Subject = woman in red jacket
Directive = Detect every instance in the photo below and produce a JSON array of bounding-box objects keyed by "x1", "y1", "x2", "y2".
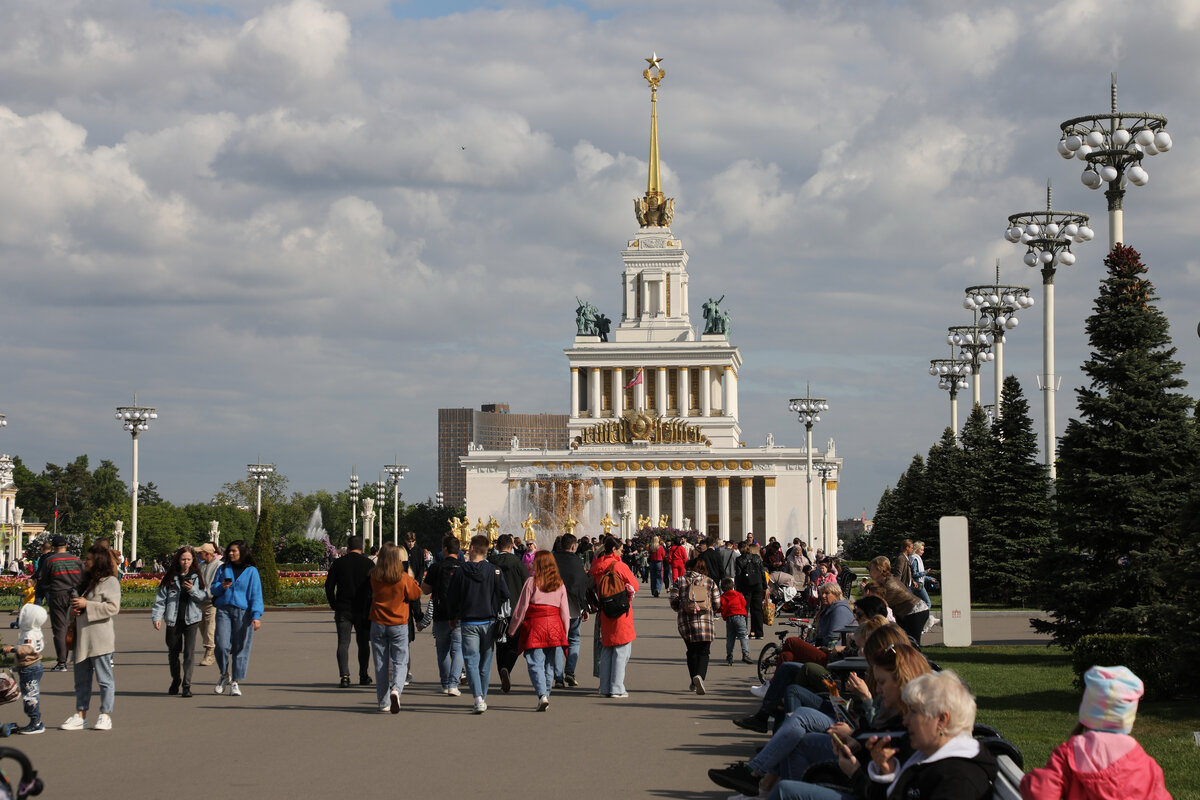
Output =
[
  {"x1": 589, "y1": 537, "x2": 639, "y2": 698},
  {"x1": 507, "y1": 551, "x2": 569, "y2": 711},
  {"x1": 668, "y1": 537, "x2": 689, "y2": 582}
]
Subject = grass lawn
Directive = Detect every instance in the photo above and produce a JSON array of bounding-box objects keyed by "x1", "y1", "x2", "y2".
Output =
[{"x1": 925, "y1": 646, "x2": 1199, "y2": 800}]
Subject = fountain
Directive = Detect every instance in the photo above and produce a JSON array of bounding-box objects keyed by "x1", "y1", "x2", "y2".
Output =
[
  {"x1": 303, "y1": 507, "x2": 328, "y2": 541},
  {"x1": 500, "y1": 474, "x2": 602, "y2": 550}
]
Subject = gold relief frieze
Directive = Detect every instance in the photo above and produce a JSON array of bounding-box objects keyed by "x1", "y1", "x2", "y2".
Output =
[
  {"x1": 533, "y1": 462, "x2": 543, "y2": 468},
  {"x1": 629, "y1": 462, "x2": 641, "y2": 471},
  {"x1": 588, "y1": 462, "x2": 599, "y2": 469},
  {"x1": 569, "y1": 409, "x2": 711, "y2": 448},
  {"x1": 601, "y1": 462, "x2": 613, "y2": 471},
  {"x1": 656, "y1": 461, "x2": 669, "y2": 470},
  {"x1": 670, "y1": 460, "x2": 683, "y2": 470},
  {"x1": 699, "y1": 461, "x2": 710, "y2": 470},
  {"x1": 546, "y1": 462, "x2": 558, "y2": 470},
  {"x1": 684, "y1": 461, "x2": 697, "y2": 470},
  {"x1": 615, "y1": 462, "x2": 627, "y2": 471},
  {"x1": 740, "y1": 460, "x2": 753, "y2": 470},
  {"x1": 642, "y1": 461, "x2": 654, "y2": 470}
]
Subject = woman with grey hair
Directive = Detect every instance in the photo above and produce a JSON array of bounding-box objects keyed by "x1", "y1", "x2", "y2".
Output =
[{"x1": 832, "y1": 669, "x2": 998, "y2": 799}]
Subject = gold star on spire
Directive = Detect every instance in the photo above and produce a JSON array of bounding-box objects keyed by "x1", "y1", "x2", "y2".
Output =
[{"x1": 634, "y1": 54, "x2": 674, "y2": 228}]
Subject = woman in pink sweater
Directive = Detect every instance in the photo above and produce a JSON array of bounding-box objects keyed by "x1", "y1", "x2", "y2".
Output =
[
  {"x1": 507, "y1": 550, "x2": 569, "y2": 712},
  {"x1": 1020, "y1": 665, "x2": 1170, "y2": 800}
]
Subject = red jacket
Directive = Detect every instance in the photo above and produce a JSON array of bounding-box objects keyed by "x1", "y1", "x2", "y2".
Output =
[
  {"x1": 589, "y1": 554, "x2": 638, "y2": 647},
  {"x1": 1020, "y1": 732, "x2": 1170, "y2": 800},
  {"x1": 720, "y1": 589, "x2": 748, "y2": 619}
]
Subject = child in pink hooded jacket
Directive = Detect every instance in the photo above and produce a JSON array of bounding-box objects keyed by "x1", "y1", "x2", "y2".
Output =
[{"x1": 1020, "y1": 665, "x2": 1171, "y2": 800}]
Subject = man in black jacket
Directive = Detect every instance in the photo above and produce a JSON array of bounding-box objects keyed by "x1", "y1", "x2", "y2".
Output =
[
  {"x1": 552, "y1": 533, "x2": 592, "y2": 689},
  {"x1": 447, "y1": 534, "x2": 508, "y2": 713},
  {"x1": 324, "y1": 536, "x2": 373, "y2": 688},
  {"x1": 488, "y1": 533, "x2": 527, "y2": 693},
  {"x1": 39, "y1": 536, "x2": 82, "y2": 671}
]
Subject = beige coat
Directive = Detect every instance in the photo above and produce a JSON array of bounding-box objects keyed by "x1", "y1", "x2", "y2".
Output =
[{"x1": 75, "y1": 575, "x2": 121, "y2": 660}]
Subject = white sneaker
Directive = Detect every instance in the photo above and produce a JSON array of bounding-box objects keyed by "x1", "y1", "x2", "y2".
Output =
[
  {"x1": 60, "y1": 714, "x2": 86, "y2": 731},
  {"x1": 536, "y1": 695, "x2": 550, "y2": 712},
  {"x1": 93, "y1": 713, "x2": 112, "y2": 731},
  {"x1": 692, "y1": 675, "x2": 706, "y2": 695},
  {"x1": 472, "y1": 697, "x2": 487, "y2": 714},
  {"x1": 445, "y1": 686, "x2": 461, "y2": 697},
  {"x1": 609, "y1": 691, "x2": 629, "y2": 698},
  {"x1": 750, "y1": 684, "x2": 768, "y2": 699},
  {"x1": 214, "y1": 675, "x2": 229, "y2": 694},
  {"x1": 230, "y1": 682, "x2": 242, "y2": 697}
]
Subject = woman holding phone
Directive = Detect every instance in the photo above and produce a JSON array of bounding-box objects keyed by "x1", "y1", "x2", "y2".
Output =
[
  {"x1": 61, "y1": 544, "x2": 122, "y2": 731},
  {"x1": 150, "y1": 546, "x2": 207, "y2": 697},
  {"x1": 210, "y1": 540, "x2": 264, "y2": 697}
]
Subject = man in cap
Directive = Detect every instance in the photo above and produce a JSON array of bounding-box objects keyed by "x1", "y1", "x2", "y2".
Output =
[
  {"x1": 196, "y1": 543, "x2": 222, "y2": 666},
  {"x1": 36, "y1": 535, "x2": 82, "y2": 671}
]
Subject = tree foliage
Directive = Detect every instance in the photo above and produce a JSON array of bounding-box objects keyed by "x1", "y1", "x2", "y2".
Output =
[{"x1": 253, "y1": 506, "x2": 280, "y2": 604}]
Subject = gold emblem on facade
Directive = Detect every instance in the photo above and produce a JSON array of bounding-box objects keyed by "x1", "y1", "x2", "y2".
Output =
[
  {"x1": 570, "y1": 409, "x2": 711, "y2": 448},
  {"x1": 629, "y1": 462, "x2": 641, "y2": 471},
  {"x1": 615, "y1": 462, "x2": 627, "y2": 471},
  {"x1": 741, "y1": 460, "x2": 753, "y2": 470},
  {"x1": 670, "y1": 461, "x2": 683, "y2": 470},
  {"x1": 657, "y1": 461, "x2": 669, "y2": 470},
  {"x1": 685, "y1": 461, "x2": 696, "y2": 470},
  {"x1": 643, "y1": 461, "x2": 654, "y2": 470},
  {"x1": 601, "y1": 462, "x2": 613, "y2": 471},
  {"x1": 699, "y1": 461, "x2": 710, "y2": 470}
]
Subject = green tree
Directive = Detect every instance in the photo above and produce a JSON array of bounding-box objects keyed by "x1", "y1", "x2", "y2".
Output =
[
  {"x1": 922, "y1": 426, "x2": 971, "y2": 571},
  {"x1": 253, "y1": 506, "x2": 280, "y2": 604},
  {"x1": 862, "y1": 455, "x2": 926, "y2": 562},
  {"x1": 1035, "y1": 245, "x2": 1198, "y2": 646},
  {"x1": 212, "y1": 471, "x2": 290, "y2": 510}
]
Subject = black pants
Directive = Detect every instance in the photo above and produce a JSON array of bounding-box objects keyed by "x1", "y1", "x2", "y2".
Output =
[
  {"x1": 49, "y1": 592, "x2": 73, "y2": 664},
  {"x1": 334, "y1": 610, "x2": 370, "y2": 679},
  {"x1": 496, "y1": 633, "x2": 521, "y2": 675},
  {"x1": 899, "y1": 610, "x2": 929, "y2": 648},
  {"x1": 166, "y1": 622, "x2": 199, "y2": 689},
  {"x1": 685, "y1": 640, "x2": 711, "y2": 680},
  {"x1": 747, "y1": 588, "x2": 765, "y2": 638}
]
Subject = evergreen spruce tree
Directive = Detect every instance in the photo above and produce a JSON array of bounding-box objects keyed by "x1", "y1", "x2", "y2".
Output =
[
  {"x1": 850, "y1": 486, "x2": 894, "y2": 560},
  {"x1": 252, "y1": 506, "x2": 281, "y2": 605},
  {"x1": 1036, "y1": 245, "x2": 1197, "y2": 646},
  {"x1": 922, "y1": 426, "x2": 970, "y2": 571},
  {"x1": 955, "y1": 406, "x2": 1005, "y2": 601},
  {"x1": 868, "y1": 455, "x2": 926, "y2": 561}
]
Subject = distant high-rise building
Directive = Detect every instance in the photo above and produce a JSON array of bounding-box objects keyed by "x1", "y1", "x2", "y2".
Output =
[{"x1": 438, "y1": 404, "x2": 568, "y2": 508}]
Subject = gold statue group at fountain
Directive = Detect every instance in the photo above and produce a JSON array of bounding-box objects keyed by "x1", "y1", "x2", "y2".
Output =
[{"x1": 447, "y1": 510, "x2": 620, "y2": 548}]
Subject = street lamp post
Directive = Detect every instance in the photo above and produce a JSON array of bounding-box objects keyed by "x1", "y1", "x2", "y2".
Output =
[
  {"x1": 815, "y1": 463, "x2": 836, "y2": 555},
  {"x1": 946, "y1": 323, "x2": 994, "y2": 408},
  {"x1": 1057, "y1": 76, "x2": 1171, "y2": 249},
  {"x1": 929, "y1": 357, "x2": 971, "y2": 438},
  {"x1": 375, "y1": 477, "x2": 386, "y2": 548},
  {"x1": 384, "y1": 461, "x2": 410, "y2": 546},
  {"x1": 1005, "y1": 184, "x2": 1092, "y2": 481},
  {"x1": 349, "y1": 469, "x2": 360, "y2": 542},
  {"x1": 788, "y1": 388, "x2": 829, "y2": 551},
  {"x1": 115, "y1": 396, "x2": 158, "y2": 565},
  {"x1": 246, "y1": 460, "x2": 275, "y2": 521},
  {"x1": 964, "y1": 263, "x2": 1034, "y2": 417}
]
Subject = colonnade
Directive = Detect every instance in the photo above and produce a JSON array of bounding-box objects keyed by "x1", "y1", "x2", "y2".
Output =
[
  {"x1": 569, "y1": 365, "x2": 737, "y2": 419},
  {"x1": 601, "y1": 473, "x2": 775, "y2": 542}
]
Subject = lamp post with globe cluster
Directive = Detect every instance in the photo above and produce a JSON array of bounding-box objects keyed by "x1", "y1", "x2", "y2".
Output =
[
  {"x1": 788, "y1": 389, "x2": 829, "y2": 550},
  {"x1": 375, "y1": 477, "x2": 386, "y2": 548},
  {"x1": 946, "y1": 323, "x2": 994, "y2": 408},
  {"x1": 1057, "y1": 76, "x2": 1170, "y2": 249},
  {"x1": 246, "y1": 460, "x2": 275, "y2": 522},
  {"x1": 929, "y1": 357, "x2": 972, "y2": 438},
  {"x1": 1005, "y1": 184, "x2": 1092, "y2": 481},
  {"x1": 384, "y1": 461, "x2": 410, "y2": 546},
  {"x1": 115, "y1": 397, "x2": 158, "y2": 564},
  {"x1": 349, "y1": 469, "x2": 360, "y2": 542},
  {"x1": 963, "y1": 263, "x2": 1035, "y2": 418}
]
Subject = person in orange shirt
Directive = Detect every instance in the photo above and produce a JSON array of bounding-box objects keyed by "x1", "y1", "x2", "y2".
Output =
[
  {"x1": 368, "y1": 543, "x2": 422, "y2": 714},
  {"x1": 589, "y1": 537, "x2": 639, "y2": 698}
]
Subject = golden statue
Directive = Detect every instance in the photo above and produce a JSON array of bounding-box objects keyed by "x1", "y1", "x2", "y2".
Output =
[
  {"x1": 521, "y1": 512, "x2": 540, "y2": 543},
  {"x1": 600, "y1": 512, "x2": 616, "y2": 536},
  {"x1": 486, "y1": 515, "x2": 500, "y2": 544},
  {"x1": 474, "y1": 516, "x2": 486, "y2": 536},
  {"x1": 563, "y1": 515, "x2": 578, "y2": 536},
  {"x1": 450, "y1": 516, "x2": 470, "y2": 548},
  {"x1": 658, "y1": 513, "x2": 669, "y2": 528}
]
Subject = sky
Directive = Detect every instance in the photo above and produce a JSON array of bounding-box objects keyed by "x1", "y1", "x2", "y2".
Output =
[{"x1": 3, "y1": 0, "x2": 1200, "y2": 522}]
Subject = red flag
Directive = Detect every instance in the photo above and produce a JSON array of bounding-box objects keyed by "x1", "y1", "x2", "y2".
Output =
[{"x1": 624, "y1": 369, "x2": 643, "y2": 389}]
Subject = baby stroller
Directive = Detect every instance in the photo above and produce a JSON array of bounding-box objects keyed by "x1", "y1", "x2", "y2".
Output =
[
  {"x1": 0, "y1": 661, "x2": 22, "y2": 738},
  {"x1": 0, "y1": 749, "x2": 42, "y2": 799}
]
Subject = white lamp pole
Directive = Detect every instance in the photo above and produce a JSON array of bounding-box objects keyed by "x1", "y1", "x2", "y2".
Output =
[
  {"x1": 376, "y1": 477, "x2": 386, "y2": 547},
  {"x1": 963, "y1": 263, "x2": 1034, "y2": 418},
  {"x1": 929, "y1": 357, "x2": 971, "y2": 440},
  {"x1": 788, "y1": 388, "x2": 829, "y2": 551},
  {"x1": 384, "y1": 461, "x2": 410, "y2": 546},
  {"x1": 115, "y1": 395, "x2": 158, "y2": 565},
  {"x1": 349, "y1": 469, "x2": 360, "y2": 542},
  {"x1": 246, "y1": 460, "x2": 275, "y2": 521}
]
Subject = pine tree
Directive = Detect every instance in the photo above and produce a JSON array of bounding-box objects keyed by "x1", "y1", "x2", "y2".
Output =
[
  {"x1": 923, "y1": 426, "x2": 970, "y2": 571},
  {"x1": 868, "y1": 455, "x2": 926, "y2": 562},
  {"x1": 252, "y1": 506, "x2": 280, "y2": 605},
  {"x1": 1036, "y1": 245, "x2": 1197, "y2": 646}
]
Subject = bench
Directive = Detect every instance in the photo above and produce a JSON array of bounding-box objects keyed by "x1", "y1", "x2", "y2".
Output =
[{"x1": 993, "y1": 754, "x2": 1024, "y2": 800}]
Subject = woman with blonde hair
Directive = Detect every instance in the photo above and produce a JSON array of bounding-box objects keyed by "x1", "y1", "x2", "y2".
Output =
[
  {"x1": 867, "y1": 556, "x2": 929, "y2": 645},
  {"x1": 648, "y1": 535, "x2": 666, "y2": 597},
  {"x1": 508, "y1": 550, "x2": 569, "y2": 711},
  {"x1": 368, "y1": 542, "x2": 422, "y2": 713}
]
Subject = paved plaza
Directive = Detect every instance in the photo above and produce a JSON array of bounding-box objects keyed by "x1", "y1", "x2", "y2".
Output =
[{"x1": 6, "y1": 601, "x2": 1049, "y2": 798}]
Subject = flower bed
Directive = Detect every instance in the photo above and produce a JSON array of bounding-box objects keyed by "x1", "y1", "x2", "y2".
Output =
[{"x1": 0, "y1": 572, "x2": 329, "y2": 608}]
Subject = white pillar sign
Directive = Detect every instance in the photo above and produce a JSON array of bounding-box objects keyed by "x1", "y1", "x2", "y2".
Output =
[{"x1": 939, "y1": 515, "x2": 972, "y2": 647}]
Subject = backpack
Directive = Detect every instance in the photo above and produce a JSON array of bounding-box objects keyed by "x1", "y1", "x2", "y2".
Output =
[
  {"x1": 433, "y1": 559, "x2": 462, "y2": 615},
  {"x1": 737, "y1": 555, "x2": 763, "y2": 589},
  {"x1": 597, "y1": 563, "x2": 630, "y2": 619},
  {"x1": 688, "y1": 578, "x2": 712, "y2": 614}
]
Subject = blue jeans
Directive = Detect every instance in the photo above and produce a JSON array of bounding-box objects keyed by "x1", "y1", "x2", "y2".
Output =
[
  {"x1": 460, "y1": 621, "x2": 496, "y2": 699},
  {"x1": 74, "y1": 654, "x2": 114, "y2": 715},
  {"x1": 370, "y1": 622, "x2": 410, "y2": 705},
  {"x1": 649, "y1": 561, "x2": 664, "y2": 595},
  {"x1": 749, "y1": 707, "x2": 836, "y2": 779},
  {"x1": 18, "y1": 663, "x2": 42, "y2": 725},
  {"x1": 761, "y1": 660, "x2": 807, "y2": 713},
  {"x1": 432, "y1": 620, "x2": 463, "y2": 690},
  {"x1": 599, "y1": 642, "x2": 631, "y2": 695},
  {"x1": 215, "y1": 606, "x2": 256, "y2": 682},
  {"x1": 914, "y1": 581, "x2": 931, "y2": 606},
  {"x1": 726, "y1": 615, "x2": 749, "y2": 659},
  {"x1": 784, "y1": 684, "x2": 829, "y2": 715},
  {"x1": 769, "y1": 781, "x2": 855, "y2": 800},
  {"x1": 525, "y1": 647, "x2": 556, "y2": 698},
  {"x1": 554, "y1": 617, "x2": 582, "y2": 680}
]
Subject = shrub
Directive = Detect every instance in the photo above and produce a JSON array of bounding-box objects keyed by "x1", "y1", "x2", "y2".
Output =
[
  {"x1": 253, "y1": 507, "x2": 280, "y2": 605},
  {"x1": 1071, "y1": 633, "x2": 1178, "y2": 701}
]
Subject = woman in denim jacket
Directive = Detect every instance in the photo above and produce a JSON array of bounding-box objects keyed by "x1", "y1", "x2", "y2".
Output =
[{"x1": 151, "y1": 546, "x2": 208, "y2": 697}]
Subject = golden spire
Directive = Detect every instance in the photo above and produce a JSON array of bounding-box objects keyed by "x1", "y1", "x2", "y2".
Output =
[{"x1": 635, "y1": 53, "x2": 674, "y2": 228}]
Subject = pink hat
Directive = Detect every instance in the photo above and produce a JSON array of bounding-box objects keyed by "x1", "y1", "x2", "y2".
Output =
[{"x1": 1079, "y1": 666, "x2": 1143, "y2": 734}]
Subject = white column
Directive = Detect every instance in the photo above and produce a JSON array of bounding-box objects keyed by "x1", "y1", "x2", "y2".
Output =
[
  {"x1": 710, "y1": 367, "x2": 723, "y2": 414},
  {"x1": 805, "y1": 425, "x2": 814, "y2": 549},
  {"x1": 993, "y1": 335, "x2": 1004, "y2": 420},
  {"x1": 740, "y1": 477, "x2": 754, "y2": 539},
  {"x1": 589, "y1": 368, "x2": 602, "y2": 418},
  {"x1": 613, "y1": 368, "x2": 625, "y2": 418},
  {"x1": 655, "y1": 367, "x2": 667, "y2": 414},
  {"x1": 625, "y1": 478, "x2": 637, "y2": 533},
  {"x1": 717, "y1": 478, "x2": 730, "y2": 541},
  {"x1": 647, "y1": 479, "x2": 661, "y2": 525},
  {"x1": 1043, "y1": 277, "x2": 1056, "y2": 481},
  {"x1": 636, "y1": 368, "x2": 647, "y2": 411},
  {"x1": 763, "y1": 477, "x2": 777, "y2": 542},
  {"x1": 570, "y1": 367, "x2": 579, "y2": 416},
  {"x1": 679, "y1": 367, "x2": 691, "y2": 417},
  {"x1": 131, "y1": 432, "x2": 140, "y2": 563},
  {"x1": 603, "y1": 479, "x2": 614, "y2": 516},
  {"x1": 700, "y1": 366, "x2": 711, "y2": 417},
  {"x1": 671, "y1": 478, "x2": 684, "y2": 528},
  {"x1": 725, "y1": 366, "x2": 738, "y2": 419},
  {"x1": 694, "y1": 478, "x2": 707, "y2": 535}
]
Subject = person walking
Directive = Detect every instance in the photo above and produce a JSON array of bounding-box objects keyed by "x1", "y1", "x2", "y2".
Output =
[
  {"x1": 196, "y1": 543, "x2": 222, "y2": 666},
  {"x1": 647, "y1": 536, "x2": 666, "y2": 597},
  {"x1": 552, "y1": 533, "x2": 591, "y2": 689},
  {"x1": 668, "y1": 557, "x2": 721, "y2": 694},
  {"x1": 37, "y1": 535, "x2": 82, "y2": 672},
  {"x1": 61, "y1": 544, "x2": 121, "y2": 731},
  {"x1": 325, "y1": 535, "x2": 374, "y2": 688},
  {"x1": 367, "y1": 543, "x2": 422, "y2": 714},
  {"x1": 419, "y1": 536, "x2": 464, "y2": 696},
  {"x1": 735, "y1": 543, "x2": 766, "y2": 639},
  {"x1": 447, "y1": 534, "x2": 509, "y2": 714},
  {"x1": 211, "y1": 540, "x2": 264, "y2": 697},
  {"x1": 150, "y1": 546, "x2": 207, "y2": 698},
  {"x1": 589, "y1": 536, "x2": 639, "y2": 698},
  {"x1": 488, "y1": 533, "x2": 528, "y2": 694},
  {"x1": 507, "y1": 550, "x2": 569, "y2": 711}
]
